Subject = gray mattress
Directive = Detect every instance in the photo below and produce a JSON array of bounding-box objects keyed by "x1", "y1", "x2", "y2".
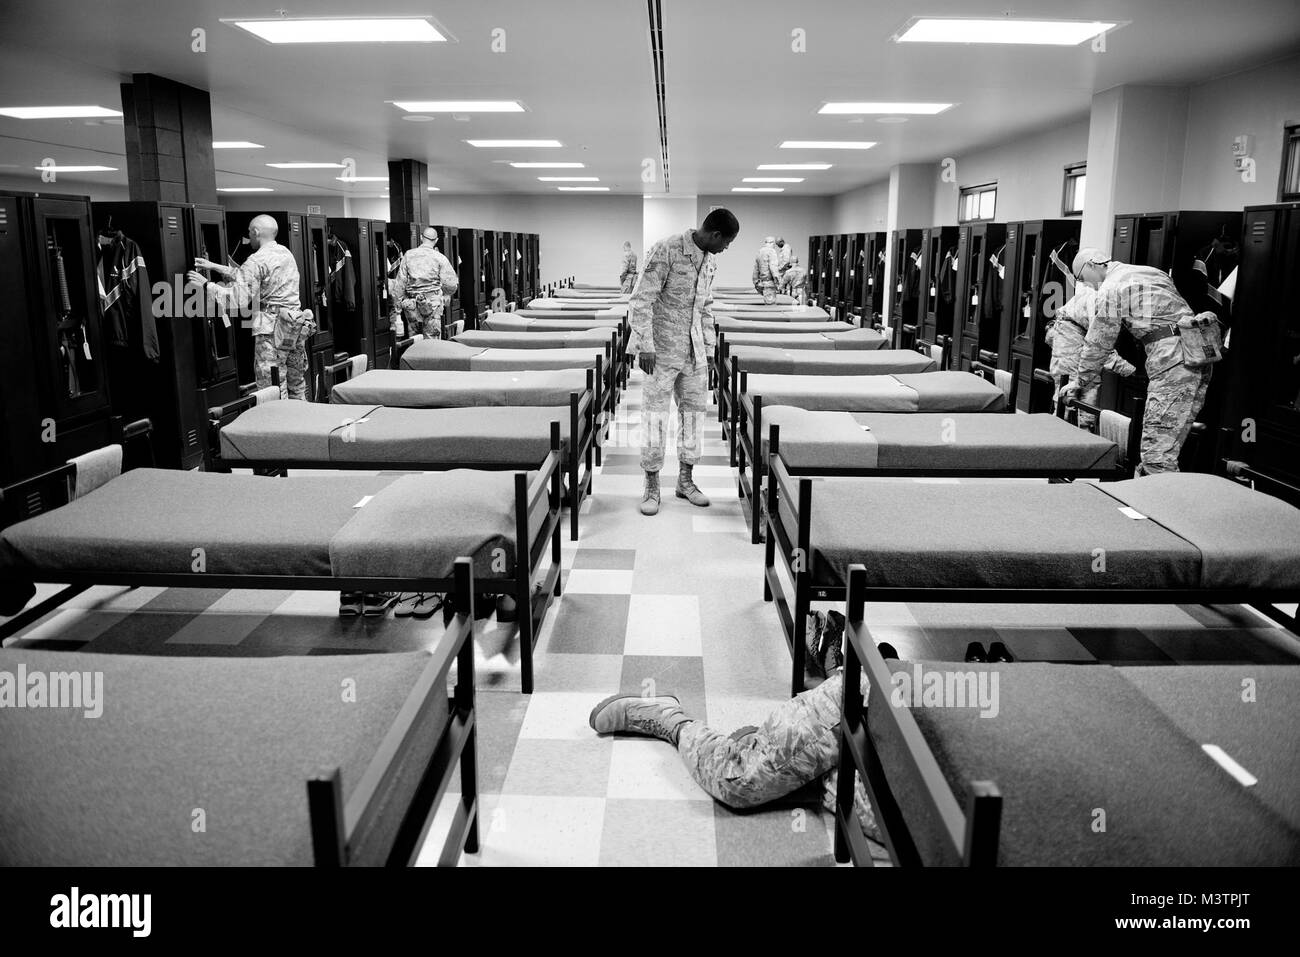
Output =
[
  {"x1": 526, "y1": 300, "x2": 628, "y2": 313},
  {"x1": 867, "y1": 661, "x2": 1300, "y2": 866},
  {"x1": 514, "y1": 308, "x2": 623, "y2": 321},
  {"x1": 714, "y1": 307, "x2": 831, "y2": 321},
  {"x1": 721, "y1": 329, "x2": 887, "y2": 351},
  {"x1": 714, "y1": 294, "x2": 796, "y2": 305},
  {"x1": 762, "y1": 409, "x2": 1119, "y2": 472},
  {"x1": 745, "y1": 371, "x2": 1006, "y2": 413},
  {"x1": 0, "y1": 467, "x2": 550, "y2": 582},
  {"x1": 715, "y1": 318, "x2": 855, "y2": 335},
  {"x1": 456, "y1": 328, "x2": 617, "y2": 350},
  {"x1": 730, "y1": 347, "x2": 936, "y2": 377},
  {"x1": 399, "y1": 338, "x2": 602, "y2": 373},
  {"x1": 0, "y1": 648, "x2": 445, "y2": 866},
  {"x1": 219, "y1": 402, "x2": 578, "y2": 465},
  {"x1": 330, "y1": 369, "x2": 588, "y2": 408},
  {"x1": 482, "y1": 314, "x2": 623, "y2": 333},
  {"x1": 783, "y1": 472, "x2": 1300, "y2": 590}
]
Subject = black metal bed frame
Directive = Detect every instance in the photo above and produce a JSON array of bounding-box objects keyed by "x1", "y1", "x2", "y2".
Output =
[
  {"x1": 210, "y1": 366, "x2": 597, "y2": 543},
  {"x1": 737, "y1": 355, "x2": 1024, "y2": 546},
  {"x1": 0, "y1": 438, "x2": 564, "y2": 695},
  {"x1": 831, "y1": 539, "x2": 1300, "y2": 867}
]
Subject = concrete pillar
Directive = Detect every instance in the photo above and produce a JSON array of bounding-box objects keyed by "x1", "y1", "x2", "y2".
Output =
[
  {"x1": 120, "y1": 74, "x2": 216, "y2": 205},
  {"x1": 388, "y1": 159, "x2": 429, "y2": 222}
]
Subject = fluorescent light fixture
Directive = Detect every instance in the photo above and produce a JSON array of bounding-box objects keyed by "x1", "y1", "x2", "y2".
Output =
[
  {"x1": 743, "y1": 177, "x2": 804, "y2": 183},
  {"x1": 780, "y1": 141, "x2": 876, "y2": 150},
  {"x1": 335, "y1": 176, "x2": 388, "y2": 182},
  {"x1": 758, "y1": 163, "x2": 832, "y2": 171},
  {"x1": 217, "y1": 187, "x2": 275, "y2": 193},
  {"x1": 266, "y1": 162, "x2": 347, "y2": 169},
  {"x1": 1, "y1": 105, "x2": 121, "y2": 119},
  {"x1": 212, "y1": 141, "x2": 264, "y2": 149},
  {"x1": 510, "y1": 162, "x2": 585, "y2": 168},
  {"x1": 467, "y1": 140, "x2": 562, "y2": 148},
  {"x1": 392, "y1": 101, "x2": 523, "y2": 113},
  {"x1": 32, "y1": 165, "x2": 117, "y2": 173},
  {"x1": 226, "y1": 18, "x2": 446, "y2": 44},
  {"x1": 558, "y1": 186, "x2": 609, "y2": 191},
  {"x1": 819, "y1": 102, "x2": 952, "y2": 115},
  {"x1": 893, "y1": 17, "x2": 1117, "y2": 45},
  {"x1": 732, "y1": 187, "x2": 785, "y2": 193},
  {"x1": 538, "y1": 176, "x2": 599, "y2": 182}
]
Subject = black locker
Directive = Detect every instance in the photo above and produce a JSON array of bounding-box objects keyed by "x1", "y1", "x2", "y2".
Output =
[
  {"x1": 528, "y1": 234, "x2": 540, "y2": 298},
  {"x1": 482, "y1": 231, "x2": 501, "y2": 312},
  {"x1": 1217, "y1": 203, "x2": 1300, "y2": 495},
  {"x1": 367, "y1": 220, "x2": 393, "y2": 366},
  {"x1": 952, "y1": 222, "x2": 1006, "y2": 369},
  {"x1": 859, "y1": 232, "x2": 886, "y2": 319},
  {"x1": 92, "y1": 200, "x2": 209, "y2": 469},
  {"x1": 186, "y1": 204, "x2": 239, "y2": 409},
  {"x1": 890, "y1": 228, "x2": 923, "y2": 346},
  {"x1": 456, "y1": 227, "x2": 486, "y2": 325},
  {"x1": 1003, "y1": 219, "x2": 1080, "y2": 412},
  {"x1": 302, "y1": 213, "x2": 334, "y2": 398},
  {"x1": 0, "y1": 191, "x2": 115, "y2": 484},
  {"x1": 918, "y1": 225, "x2": 960, "y2": 342},
  {"x1": 325, "y1": 218, "x2": 376, "y2": 369},
  {"x1": 805, "y1": 237, "x2": 819, "y2": 300},
  {"x1": 816, "y1": 236, "x2": 832, "y2": 304}
]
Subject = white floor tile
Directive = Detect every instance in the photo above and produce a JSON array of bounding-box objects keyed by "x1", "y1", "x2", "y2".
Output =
[
  {"x1": 624, "y1": 595, "x2": 702, "y2": 656},
  {"x1": 518, "y1": 691, "x2": 609, "y2": 740},
  {"x1": 459, "y1": 794, "x2": 607, "y2": 867},
  {"x1": 607, "y1": 738, "x2": 712, "y2": 802}
]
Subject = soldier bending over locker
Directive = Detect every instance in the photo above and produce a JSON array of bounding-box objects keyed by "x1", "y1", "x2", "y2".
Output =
[
  {"x1": 391, "y1": 227, "x2": 459, "y2": 338},
  {"x1": 1048, "y1": 285, "x2": 1136, "y2": 429}
]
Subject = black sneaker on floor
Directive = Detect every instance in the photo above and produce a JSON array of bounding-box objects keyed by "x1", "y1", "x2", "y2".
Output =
[
  {"x1": 964, "y1": 641, "x2": 989, "y2": 663},
  {"x1": 339, "y1": 592, "x2": 363, "y2": 617},
  {"x1": 987, "y1": 641, "x2": 1015, "y2": 663},
  {"x1": 362, "y1": 592, "x2": 398, "y2": 617}
]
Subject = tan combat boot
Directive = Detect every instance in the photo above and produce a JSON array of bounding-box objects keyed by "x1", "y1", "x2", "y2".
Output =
[
  {"x1": 640, "y1": 470, "x2": 661, "y2": 516},
  {"x1": 675, "y1": 462, "x2": 710, "y2": 507}
]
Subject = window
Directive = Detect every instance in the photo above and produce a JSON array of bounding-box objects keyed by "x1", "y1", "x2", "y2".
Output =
[
  {"x1": 958, "y1": 182, "x2": 996, "y2": 223},
  {"x1": 1280, "y1": 124, "x2": 1300, "y2": 202},
  {"x1": 1062, "y1": 163, "x2": 1086, "y2": 216}
]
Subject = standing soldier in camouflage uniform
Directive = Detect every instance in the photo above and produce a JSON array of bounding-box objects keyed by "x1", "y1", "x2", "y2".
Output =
[
  {"x1": 1048, "y1": 285, "x2": 1136, "y2": 428},
  {"x1": 391, "y1": 227, "x2": 459, "y2": 338},
  {"x1": 630, "y1": 208, "x2": 740, "y2": 515},
  {"x1": 588, "y1": 638, "x2": 882, "y2": 850},
  {"x1": 775, "y1": 236, "x2": 793, "y2": 272},
  {"x1": 1062, "y1": 248, "x2": 1222, "y2": 474},
  {"x1": 618, "y1": 241, "x2": 638, "y2": 294},
  {"x1": 752, "y1": 236, "x2": 783, "y2": 303},
  {"x1": 781, "y1": 254, "x2": 808, "y2": 305},
  {"x1": 189, "y1": 214, "x2": 314, "y2": 400}
]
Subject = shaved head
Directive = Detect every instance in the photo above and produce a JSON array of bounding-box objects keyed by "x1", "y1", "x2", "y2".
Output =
[
  {"x1": 250, "y1": 215, "x2": 279, "y2": 238},
  {"x1": 422, "y1": 226, "x2": 439, "y2": 245}
]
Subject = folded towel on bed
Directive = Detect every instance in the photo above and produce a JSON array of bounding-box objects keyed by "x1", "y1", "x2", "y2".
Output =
[
  {"x1": 67, "y1": 445, "x2": 122, "y2": 500},
  {"x1": 1098, "y1": 409, "x2": 1130, "y2": 459},
  {"x1": 252, "y1": 386, "x2": 282, "y2": 405}
]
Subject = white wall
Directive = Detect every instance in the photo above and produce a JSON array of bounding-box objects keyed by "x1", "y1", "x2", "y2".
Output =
[
  {"x1": 929, "y1": 118, "x2": 1091, "y2": 226},
  {"x1": 831, "y1": 181, "x2": 890, "y2": 234},
  {"x1": 642, "y1": 196, "x2": 697, "y2": 261},
  {"x1": 693, "y1": 194, "x2": 834, "y2": 287},
  {"x1": 1180, "y1": 53, "x2": 1300, "y2": 210}
]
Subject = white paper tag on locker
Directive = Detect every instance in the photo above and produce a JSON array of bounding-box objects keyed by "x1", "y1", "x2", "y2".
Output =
[
  {"x1": 971, "y1": 294, "x2": 979, "y2": 306},
  {"x1": 221, "y1": 313, "x2": 231, "y2": 328},
  {"x1": 1117, "y1": 506, "x2": 1147, "y2": 520},
  {"x1": 1022, "y1": 304, "x2": 1031, "y2": 318},
  {"x1": 896, "y1": 283, "x2": 902, "y2": 293},
  {"x1": 867, "y1": 278, "x2": 874, "y2": 286},
  {"x1": 929, "y1": 286, "x2": 936, "y2": 297},
  {"x1": 82, "y1": 340, "x2": 93, "y2": 360}
]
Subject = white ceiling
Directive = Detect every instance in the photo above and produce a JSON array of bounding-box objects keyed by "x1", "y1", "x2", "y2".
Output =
[{"x1": 0, "y1": 0, "x2": 1297, "y2": 198}]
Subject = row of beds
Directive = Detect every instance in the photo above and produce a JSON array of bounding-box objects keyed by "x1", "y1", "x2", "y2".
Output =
[
  {"x1": 704, "y1": 289, "x2": 1300, "y2": 867},
  {"x1": 0, "y1": 284, "x2": 664, "y2": 867}
]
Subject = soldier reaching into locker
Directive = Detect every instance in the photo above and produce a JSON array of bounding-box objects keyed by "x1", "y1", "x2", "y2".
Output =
[
  {"x1": 1059, "y1": 247, "x2": 1223, "y2": 474},
  {"x1": 189, "y1": 214, "x2": 315, "y2": 400},
  {"x1": 618, "y1": 241, "x2": 638, "y2": 294},
  {"x1": 1047, "y1": 285, "x2": 1136, "y2": 429},
  {"x1": 391, "y1": 227, "x2": 459, "y2": 338},
  {"x1": 630, "y1": 207, "x2": 740, "y2": 516},
  {"x1": 752, "y1": 236, "x2": 783, "y2": 304},
  {"x1": 781, "y1": 254, "x2": 807, "y2": 305}
]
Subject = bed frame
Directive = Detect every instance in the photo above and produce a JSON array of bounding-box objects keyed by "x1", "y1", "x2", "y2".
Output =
[
  {"x1": 832, "y1": 480, "x2": 1300, "y2": 866},
  {"x1": 391, "y1": 333, "x2": 622, "y2": 436},
  {"x1": 0, "y1": 438, "x2": 564, "y2": 695}
]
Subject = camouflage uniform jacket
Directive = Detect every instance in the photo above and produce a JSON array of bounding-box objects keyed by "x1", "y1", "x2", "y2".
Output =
[
  {"x1": 629, "y1": 228, "x2": 717, "y2": 361},
  {"x1": 619, "y1": 250, "x2": 638, "y2": 283},
  {"x1": 213, "y1": 240, "x2": 300, "y2": 336},
  {"x1": 392, "y1": 246, "x2": 459, "y2": 301},
  {"x1": 752, "y1": 244, "x2": 782, "y2": 287},
  {"x1": 1076, "y1": 264, "x2": 1198, "y2": 392},
  {"x1": 1050, "y1": 287, "x2": 1136, "y2": 379}
]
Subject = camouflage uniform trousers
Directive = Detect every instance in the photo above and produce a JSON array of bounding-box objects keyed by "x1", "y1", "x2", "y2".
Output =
[
  {"x1": 398, "y1": 294, "x2": 445, "y2": 338},
  {"x1": 254, "y1": 333, "x2": 307, "y2": 400},
  {"x1": 677, "y1": 670, "x2": 880, "y2": 840},
  {"x1": 1140, "y1": 349, "x2": 1212, "y2": 475},
  {"x1": 640, "y1": 353, "x2": 707, "y2": 473},
  {"x1": 620, "y1": 275, "x2": 636, "y2": 294}
]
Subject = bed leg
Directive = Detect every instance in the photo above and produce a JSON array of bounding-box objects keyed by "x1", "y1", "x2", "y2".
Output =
[
  {"x1": 569, "y1": 393, "x2": 582, "y2": 542},
  {"x1": 453, "y1": 559, "x2": 480, "y2": 855},
  {"x1": 514, "y1": 473, "x2": 535, "y2": 695},
  {"x1": 307, "y1": 769, "x2": 346, "y2": 866},
  {"x1": 834, "y1": 567, "x2": 867, "y2": 864},
  {"x1": 790, "y1": 477, "x2": 813, "y2": 697}
]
